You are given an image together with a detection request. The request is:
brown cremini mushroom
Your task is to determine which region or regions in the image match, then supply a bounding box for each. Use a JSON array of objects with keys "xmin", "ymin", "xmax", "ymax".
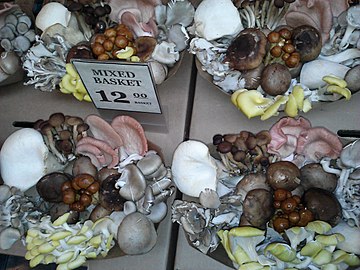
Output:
[
  {"xmin": 224, "ymin": 28, "xmax": 267, "ymax": 71},
  {"xmin": 134, "ymin": 36, "xmax": 157, "ymax": 62},
  {"xmin": 261, "ymin": 63, "xmax": 292, "ymax": 96},
  {"xmin": 291, "ymin": 25, "xmax": 322, "ymax": 62},
  {"xmin": 266, "ymin": 161, "xmax": 301, "ymax": 191}
]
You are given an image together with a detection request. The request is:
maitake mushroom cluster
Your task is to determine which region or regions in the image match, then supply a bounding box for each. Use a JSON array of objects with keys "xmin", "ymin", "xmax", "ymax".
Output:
[
  {"xmin": 190, "ymin": 0, "xmax": 360, "ymax": 120},
  {"xmin": 0, "ymin": 112, "xmax": 175, "ymax": 268},
  {"xmin": 171, "ymin": 116, "xmax": 360, "ymax": 269}
]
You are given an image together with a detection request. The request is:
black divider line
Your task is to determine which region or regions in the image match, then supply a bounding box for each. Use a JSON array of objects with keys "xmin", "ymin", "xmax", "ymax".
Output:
[{"xmin": 166, "ymin": 55, "xmax": 198, "ymax": 270}]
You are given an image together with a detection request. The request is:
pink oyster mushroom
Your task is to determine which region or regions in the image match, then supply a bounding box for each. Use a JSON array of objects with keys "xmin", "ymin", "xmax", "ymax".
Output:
[
  {"xmin": 75, "ymin": 115, "xmax": 148, "ymax": 169},
  {"xmin": 285, "ymin": 0, "xmax": 349, "ymax": 44},
  {"xmin": 268, "ymin": 117, "xmax": 343, "ymax": 166},
  {"xmin": 108, "ymin": 0, "xmax": 161, "ymax": 38}
]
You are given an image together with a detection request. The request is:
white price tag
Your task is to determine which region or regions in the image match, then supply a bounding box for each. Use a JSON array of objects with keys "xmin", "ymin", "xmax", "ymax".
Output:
[{"xmin": 72, "ymin": 59, "xmax": 162, "ymax": 114}]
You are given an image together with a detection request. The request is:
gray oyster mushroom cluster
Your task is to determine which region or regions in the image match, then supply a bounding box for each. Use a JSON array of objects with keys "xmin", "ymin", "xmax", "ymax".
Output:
[
  {"xmin": 0, "ymin": 184, "xmax": 43, "ymax": 250},
  {"xmin": 22, "ymin": 34, "xmax": 71, "ymax": 91},
  {"xmin": 0, "ymin": 8, "xmax": 35, "ymax": 56}
]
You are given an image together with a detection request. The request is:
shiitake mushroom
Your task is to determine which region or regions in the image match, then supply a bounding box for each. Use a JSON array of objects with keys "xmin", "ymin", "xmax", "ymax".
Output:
[
  {"xmin": 36, "ymin": 172, "xmax": 72, "ymax": 202},
  {"xmin": 303, "ymin": 188, "xmax": 342, "ymax": 226},
  {"xmin": 242, "ymin": 188, "xmax": 274, "ymax": 229},
  {"xmin": 291, "ymin": 25, "xmax": 322, "ymax": 63},
  {"xmin": 300, "ymin": 163, "xmax": 338, "ymax": 192},
  {"xmin": 99, "ymin": 173, "xmax": 125, "ymax": 211},
  {"xmin": 266, "ymin": 161, "xmax": 301, "ymax": 191}
]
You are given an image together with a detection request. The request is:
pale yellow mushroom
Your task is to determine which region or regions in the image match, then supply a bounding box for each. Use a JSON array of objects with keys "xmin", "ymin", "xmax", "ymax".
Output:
[
  {"xmin": 291, "ymin": 85, "xmax": 305, "ymax": 110},
  {"xmin": 285, "ymin": 94, "xmax": 298, "ymax": 117},
  {"xmin": 116, "ymin": 46, "xmax": 135, "ymax": 60},
  {"xmin": 322, "ymin": 75, "xmax": 347, "ymax": 88},
  {"xmin": 326, "ymin": 85, "xmax": 352, "ymax": 100},
  {"xmin": 261, "ymin": 95, "xmax": 288, "ymax": 121},
  {"xmin": 231, "ymin": 90, "xmax": 272, "ymax": 119}
]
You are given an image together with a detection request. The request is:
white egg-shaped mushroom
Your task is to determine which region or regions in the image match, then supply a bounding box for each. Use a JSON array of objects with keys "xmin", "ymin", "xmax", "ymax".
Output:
[
  {"xmin": 171, "ymin": 140, "xmax": 218, "ymax": 197},
  {"xmin": 194, "ymin": 0, "xmax": 243, "ymax": 41},
  {"xmin": 35, "ymin": 2, "xmax": 71, "ymax": 32},
  {"xmin": 0, "ymin": 128, "xmax": 63, "ymax": 191}
]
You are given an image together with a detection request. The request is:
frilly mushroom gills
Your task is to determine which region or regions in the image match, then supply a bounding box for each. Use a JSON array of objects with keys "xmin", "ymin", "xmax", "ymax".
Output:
[
  {"xmin": 194, "ymin": 0, "xmax": 243, "ymax": 41},
  {"xmin": 99, "ymin": 174, "xmax": 124, "ymax": 211},
  {"xmin": 225, "ymin": 28, "xmax": 267, "ymax": 71},
  {"xmin": 117, "ymin": 212, "xmax": 157, "ymax": 255},
  {"xmin": 0, "ymin": 128, "xmax": 63, "ymax": 192},
  {"xmin": 172, "ymin": 140, "xmax": 218, "ymax": 198},
  {"xmin": 303, "ymin": 188, "xmax": 342, "ymax": 226},
  {"xmin": 300, "ymin": 163, "xmax": 338, "ymax": 192},
  {"xmin": 266, "ymin": 161, "xmax": 301, "ymax": 191},
  {"xmin": 261, "ymin": 63, "xmax": 292, "ymax": 96},
  {"xmin": 291, "ymin": 25, "xmax": 322, "ymax": 62}
]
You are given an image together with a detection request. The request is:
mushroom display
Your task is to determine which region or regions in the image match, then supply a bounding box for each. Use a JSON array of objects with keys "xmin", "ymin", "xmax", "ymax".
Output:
[{"xmin": 171, "ymin": 117, "xmax": 360, "ymax": 269}]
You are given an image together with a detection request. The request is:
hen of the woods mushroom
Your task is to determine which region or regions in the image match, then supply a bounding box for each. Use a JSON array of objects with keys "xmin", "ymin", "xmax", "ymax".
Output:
[
  {"xmin": 190, "ymin": 0, "xmax": 360, "ymax": 120},
  {"xmin": 0, "ymin": 113, "xmax": 175, "ymax": 268},
  {"xmin": 20, "ymin": 0, "xmax": 195, "ymax": 101},
  {"xmin": 171, "ymin": 116, "xmax": 360, "ymax": 269}
]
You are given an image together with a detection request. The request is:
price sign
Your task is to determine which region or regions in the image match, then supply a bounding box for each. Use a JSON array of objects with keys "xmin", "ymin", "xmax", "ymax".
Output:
[{"xmin": 72, "ymin": 59, "xmax": 162, "ymax": 114}]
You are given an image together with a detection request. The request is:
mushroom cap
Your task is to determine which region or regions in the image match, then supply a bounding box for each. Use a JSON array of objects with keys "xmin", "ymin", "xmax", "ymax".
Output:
[
  {"xmin": 99, "ymin": 174, "xmax": 124, "ymax": 211},
  {"xmin": 36, "ymin": 172, "xmax": 72, "ymax": 202},
  {"xmin": 344, "ymin": 65, "xmax": 360, "ymax": 93},
  {"xmin": 0, "ymin": 128, "xmax": 49, "ymax": 191},
  {"xmin": 266, "ymin": 161, "xmax": 301, "ymax": 191},
  {"xmin": 35, "ymin": 2, "xmax": 71, "ymax": 32},
  {"xmin": 291, "ymin": 25, "xmax": 322, "ymax": 62},
  {"xmin": 235, "ymin": 173, "xmax": 270, "ymax": 199},
  {"xmin": 0, "ymin": 227, "xmax": 21, "ymax": 250},
  {"xmin": 117, "ymin": 212, "xmax": 157, "ymax": 255},
  {"xmin": 194, "ymin": 0, "xmax": 243, "ymax": 41},
  {"xmin": 300, "ymin": 163, "xmax": 338, "ymax": 192},
  {"xmin": 225, "ymin": 28, "xmax": 267, "ymax": 71},
  {"xmin": 172, "ymin": 140, "xmax": 218, "ymax": 198},
  {"xmin": 261, "ymin": 63, "xmax": 292, "ymax": 96},
  {"xmin": 118, "ymin": 164, "xmax": 147, "ymax": 201}
]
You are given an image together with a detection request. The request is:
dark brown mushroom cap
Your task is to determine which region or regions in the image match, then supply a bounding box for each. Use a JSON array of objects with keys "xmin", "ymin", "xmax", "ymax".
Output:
[
  {"xmin": 261, "ymin": 63, "xmax": 292, "ymax": 96},
  {"xmin": 266, "ymin": 161, "xmax": 301, "ymax": 191},
  {"xmin": 224, "ymin": 28, "xmax": 267, "ymax": 71},
  {"xmin": 300, "ymin": 163, "xmax": 338, "ymax": 192},
  {"xmin": 242, "ymin": 188, "xmax": 274, "ymax": 229},
  {"xmin": 99, "ymin": 173, "xmax": 124, "ymax": 211},
  {"xmin": 256, "ymin": 130, "xmax": 271, "ymax": 146},
  {"xmin": 66, "ymin": 116, "xmax": 84, "ymax": 126},
  {"xmin": 291, "ymin": 25, "xmax": 322, "ymax": 62},
  {"xmin": 48, "ymin": 113, "xmax": 65, "ymax": 128},
  {"xmin": 303, "ymin": 188, "xmax": 342, "ymax": 226},
  {"xmin": 36, "ymin": 172, "xmax": 72, "ymax": 202},
  {"xmin": 134, "ymin": 36, "xmax": 157, "ymax": 62}
]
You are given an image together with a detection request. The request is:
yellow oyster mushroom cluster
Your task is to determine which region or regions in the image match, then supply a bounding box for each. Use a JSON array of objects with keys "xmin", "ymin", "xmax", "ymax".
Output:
[
  {"xmin": 231, "ymin": 87, "xmax": 312, "ymax": 121},
  {"xmin": 323, "ymin": 75, "xmax": 352, "ymax": 100},
  {"xmin": 60, "ymin": 64, "xmax": 91, "ymax": 102}
]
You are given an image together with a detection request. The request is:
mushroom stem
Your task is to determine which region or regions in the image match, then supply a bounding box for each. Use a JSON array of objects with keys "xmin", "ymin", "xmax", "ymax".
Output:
[
  {"xmin": 266, "ymin": 0, "xmax": 276, "ymax": 29},
  {"xmin": 270, "ymin": 3, "xmax": 290, "ymax": 30},
  {"xmin": 336, "ymin": 168, "xmax": 352, "ymax": 196},
  {"xmin": 261, "ymin": 0, "xmax": 269, "ymax": 28}
]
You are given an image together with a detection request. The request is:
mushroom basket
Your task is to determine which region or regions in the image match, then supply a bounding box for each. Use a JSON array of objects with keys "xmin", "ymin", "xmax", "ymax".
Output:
[
  {"xmin": 171, "ymin": 116, "xmax": 360, "ymax": 269},
  {"xmin": 190, "ymin": 0, "xmax": 360, "ymax": 120},
  {"xmin": 0, "ymin": 112, "xmax": 175, "ymax": 269},
  {"xmin": 1, "ymin": 0, "xmax": 196, "ymax": 101}
]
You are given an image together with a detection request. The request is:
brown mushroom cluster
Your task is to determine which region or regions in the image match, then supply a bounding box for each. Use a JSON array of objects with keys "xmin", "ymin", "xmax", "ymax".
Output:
[
  {"xmin": 213, "ymin": 130, "xmax": 274, "ymax": 174},
  {"xmin": 35, "ymin": 112, "xmax": 88, "ymax": 164}
]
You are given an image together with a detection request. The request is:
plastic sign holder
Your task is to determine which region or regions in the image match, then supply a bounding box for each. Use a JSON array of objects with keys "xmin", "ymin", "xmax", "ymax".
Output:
[{"xmin": 72, "ymin": 59, "xmax": 168, "ymax": 133}]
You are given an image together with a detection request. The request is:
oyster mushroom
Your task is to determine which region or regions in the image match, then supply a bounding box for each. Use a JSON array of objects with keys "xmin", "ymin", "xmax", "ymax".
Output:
[
  {"xmin": 116, "ymin": 164, "xmax": 147, "ymax": 201},
  {"xmin": 0, "ymin": 227, "xmax": 21, "ymax": 250},
  {"xmin": 194, "ymin": 0, "xmax": 243, "ymax": 41},
  {"xmin": 0, "ymin": 128, "xmax": 65, "ymax": 191},
  {"xmin": 117, "ymin": 212, "xmax": 157, "ymax": 255},
  {"xmin": 224, "ymin": 28, "xmax": 267, "ymax": 71},
  {"xmin": 172, "ymin": 140, "xmax": 218, "ymax": 198},
  {"xmin": 339, "ymin": 5, "xmax": 360, "ymax": 49},
  {"xmin": 136, "ymin": 153, "xmax": 167, "ymax": 180},
  {"xmin": 199, "ymin": 188, "xmax": 221, "ymax": 209},
  {"xmin": 35, "ymin": 2, "xmax": 71, "ymax": 32}
]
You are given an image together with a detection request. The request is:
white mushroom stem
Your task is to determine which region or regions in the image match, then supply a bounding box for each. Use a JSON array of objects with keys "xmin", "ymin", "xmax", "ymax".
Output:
[
  {"xmin": 261, "ymin": 0, "xmax": 269, "ymax": 28},
  {"xmin": 336, "ymin": 168, "xmax": 353, "ymax": 196},
  {"xmin": 318, "ymin": 48, "xmax": 360, "ymax": 63},
  {"xmin": 271, "ymin": 3, "xmax": 290, "ymax": 30},
  {"xmin": 339, "ymin": 5, "xmax": 360, "ymax": 49},
  {"xmin": 320, "ymin": 157, "xmax": 341, "ymax": 173}
]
